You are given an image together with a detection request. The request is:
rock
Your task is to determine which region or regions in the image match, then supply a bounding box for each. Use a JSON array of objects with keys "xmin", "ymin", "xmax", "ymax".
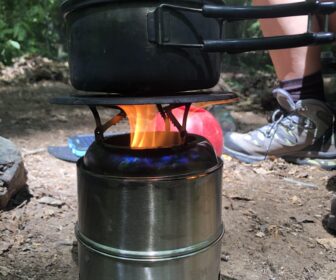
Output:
[
  {"xmin": 291, "ymin": 195, "xmax": 303, "ymax": 206},
  {"xmin": 283, "ymin": 178, "xmax": 318, "ymax": 189},
  {"xmin": 0, "ymin": 137, "xmax": 27, "ymax": 209},
  {"xmin": 256, "ymin": 231, "xmax": 266, "ymax": 238},
  {"xmin": 0, "ymin": 240, "xmax": 13, "ymax": 255},
  {"xmin": 290, "ymin": 215, "xmax": 315, "ymax": 224},
  {"xmin": 0, "ymin": 266, "xmax": 11, "ymax": 277},
  {"xmin": 221, "ymin": 254, "xmax": 230, "ymax": 262}
]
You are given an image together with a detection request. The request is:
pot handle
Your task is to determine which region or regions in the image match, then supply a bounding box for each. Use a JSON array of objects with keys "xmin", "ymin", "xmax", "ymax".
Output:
[
  {"xmin": 203, "ymin": 32, "xmax": 335, "ymax": 53},
  {"xmin": 147, "ymin": 2, "xmax": 336, "ymax": 52},
  {"xmin": 202, "ymin": 1, "xmax": 336, "ymax": 20}
]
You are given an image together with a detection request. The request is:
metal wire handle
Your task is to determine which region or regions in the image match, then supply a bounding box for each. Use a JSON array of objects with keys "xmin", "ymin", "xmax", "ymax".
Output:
[{"xmin": 148, "ymin": 1, "xmax": 336, "ymax": 53}]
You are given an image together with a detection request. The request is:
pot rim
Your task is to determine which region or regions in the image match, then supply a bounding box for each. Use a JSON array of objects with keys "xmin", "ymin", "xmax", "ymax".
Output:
[
  {"xmin": 61, "ymin": 0, "xmax": 226, "ymax": 17},
  {"xmin": 61, "ymin": 0, "xmax": 204, "ymax": 17}
]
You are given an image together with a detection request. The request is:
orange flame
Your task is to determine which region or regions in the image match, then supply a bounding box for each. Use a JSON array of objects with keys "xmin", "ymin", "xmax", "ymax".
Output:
[
  {"xmin": 119, "ymin": 97, "xmax": 238, "ymax": 149},
  {"xmin": 119, "ymin": 105, "xmax": 182, "ymax": 149}
]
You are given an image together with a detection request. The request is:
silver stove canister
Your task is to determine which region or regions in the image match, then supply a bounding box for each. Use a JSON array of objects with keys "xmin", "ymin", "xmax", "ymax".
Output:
[{"xmin": 76, "ymin": 133, "xmax": 224, "ymax": 280}]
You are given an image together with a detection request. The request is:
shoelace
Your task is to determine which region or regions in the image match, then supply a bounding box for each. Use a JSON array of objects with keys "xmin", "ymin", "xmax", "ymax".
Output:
[
  {"xmin": 263, "ymin": 109, "xmax": 286, "ymax": 159},
  {"xmin": 265, "ymin": 109, "xmax": 285, "ymax": 138},
  {"xmin": 262, "ymin": 107, "xmax": 314, "ymax": 159}
]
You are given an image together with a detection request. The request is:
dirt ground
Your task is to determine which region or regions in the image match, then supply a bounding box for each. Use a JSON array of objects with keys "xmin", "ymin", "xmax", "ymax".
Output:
[{"xmin": 0, "ymin": 81, "xmax": 335, "ymax": 280}]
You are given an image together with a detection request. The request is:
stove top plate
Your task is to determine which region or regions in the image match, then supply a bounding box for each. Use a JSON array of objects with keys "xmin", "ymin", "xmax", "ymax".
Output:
[{"xmin": 50, "ymin": 91, "xmax": 238, "ymax": 105}]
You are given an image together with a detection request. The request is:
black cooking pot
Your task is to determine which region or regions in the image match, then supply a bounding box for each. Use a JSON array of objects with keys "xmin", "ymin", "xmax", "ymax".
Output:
[{"xmin": 61, "ymin": 0, "xmax": 336, "ymax": 94}]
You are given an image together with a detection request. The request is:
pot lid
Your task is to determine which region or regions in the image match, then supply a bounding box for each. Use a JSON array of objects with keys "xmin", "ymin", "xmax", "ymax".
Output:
[
  {"xmin": 61, "ymin": 0, "xmax": 223, "ymax": 16},
  {"xmin": 61, "ymin": 0, "xmax": 107, "ymax": 16}
]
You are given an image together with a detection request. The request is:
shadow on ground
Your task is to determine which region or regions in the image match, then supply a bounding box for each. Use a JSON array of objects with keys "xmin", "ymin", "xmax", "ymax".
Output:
[
  {"xmin": 326, "ymin": 175, "xmax": 336, "ymax": 192},
  {"xmin": 322, "ymin": 175, "xmax": 336, "ymax": 235},
  {"xmin": 4, "ymin": 185, "xmax": 32, "ymax": 211},
  {"xmin": 221, "ymin": 275, "xmax": 238, "ymax": 280}
]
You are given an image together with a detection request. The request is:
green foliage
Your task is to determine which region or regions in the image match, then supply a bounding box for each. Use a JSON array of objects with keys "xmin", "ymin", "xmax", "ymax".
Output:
[{"xmin": 0, "ymin": 0, "xmax": 64, "ymax": 65}]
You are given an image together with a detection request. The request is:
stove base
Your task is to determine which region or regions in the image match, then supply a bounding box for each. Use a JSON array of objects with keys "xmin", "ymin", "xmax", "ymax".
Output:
[
  {"xmin": 76, "ymin": 134, "xmax": 224, "ymax": 280},
  {"xmin": 77, "ymin": 231, "xmax": 223, "ymax": 280}
]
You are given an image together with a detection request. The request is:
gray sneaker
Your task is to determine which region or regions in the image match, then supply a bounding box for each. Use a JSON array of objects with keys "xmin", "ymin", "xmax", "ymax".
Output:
[
  {"xmin": 282, "ymin": 125, "xmax": 336, "ymax": 170},
  {"xmin": 223, "ymin": 88, "xmax": 336, "ymax": 169}
]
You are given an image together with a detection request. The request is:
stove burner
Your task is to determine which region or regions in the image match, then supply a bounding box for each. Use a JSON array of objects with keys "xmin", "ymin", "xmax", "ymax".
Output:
[
  {"xmin": 49, "ymin": 91, "xmax": 238, "ymax": 105},
  {"xmin": 83, "ymin": 133, "xmax": 220, "ymax": 177}
]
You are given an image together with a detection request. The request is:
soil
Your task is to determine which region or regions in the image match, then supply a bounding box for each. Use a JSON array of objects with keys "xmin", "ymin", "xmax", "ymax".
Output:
[{"xmin": 0, "ymin": 80, "xmax": 335, "ymax": 280}]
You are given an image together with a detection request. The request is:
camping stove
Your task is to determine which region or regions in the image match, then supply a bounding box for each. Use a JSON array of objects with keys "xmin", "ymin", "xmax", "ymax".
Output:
[
  {"xmin": 78, "ymin": 132, "xmax": 223, "ymax": 280},
  {"xmin": 51, "ymin": 92, "xmax": 237, "ymax": 280},
  {"xmin": 54, "ymin": 1, "xmax": 336, "ymax": 278}
]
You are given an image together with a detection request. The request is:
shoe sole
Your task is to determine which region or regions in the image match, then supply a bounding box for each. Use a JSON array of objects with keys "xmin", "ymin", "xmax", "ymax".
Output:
[
  {"xmin": 282, "ymin": 156, "xmax": 336, "ymax": 170},
  {"xmin": 224, "ymin": 146, "xmax": 336, "ymax": 170},
  {"xmin": 223, "ymin": 146, "xmax": 265, "ymax": 163}
]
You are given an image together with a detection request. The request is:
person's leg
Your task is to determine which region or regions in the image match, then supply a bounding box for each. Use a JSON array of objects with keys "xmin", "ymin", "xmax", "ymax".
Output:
[
  {"xmin": 222, "ymin": 0, "xmax": 336, "ymax": 169},
  {"xmin": 254, "ymin": 0, "xmax": 322, "ymax": 81},
  {"xmin": 254, "ymin": 0, "xmax": 324, "ymax": 102},
  {"xmin": 329, "ymin": 11, "xmax": 336, "ymax": 33}
]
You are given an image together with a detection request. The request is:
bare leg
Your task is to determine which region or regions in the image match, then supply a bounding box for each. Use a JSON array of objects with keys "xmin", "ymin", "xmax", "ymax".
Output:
[
  {"xmin": 221, "ymin": 1, "xmax": 336, "ymax": 168},
  {"xmin": 329, "ymin": 12, "xmax": 336, "ymax": 33},
  {"xmin": 252, "ymin": 0, "xmax": 322, "ymax": 81}
]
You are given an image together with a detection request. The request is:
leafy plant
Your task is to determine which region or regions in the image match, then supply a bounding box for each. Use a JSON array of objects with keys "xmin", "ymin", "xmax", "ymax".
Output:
[{"xmin": 0, "ymin": 0, "xmax": 64, "ymax": 65}]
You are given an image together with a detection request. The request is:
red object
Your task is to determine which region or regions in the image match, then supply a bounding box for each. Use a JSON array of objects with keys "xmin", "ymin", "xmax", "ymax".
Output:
[{"xmin": 156, "ymin": 106, "xmax": 223, "ymax": 156}]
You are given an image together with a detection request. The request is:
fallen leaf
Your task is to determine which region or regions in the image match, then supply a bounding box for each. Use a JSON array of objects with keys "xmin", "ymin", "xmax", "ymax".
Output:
[
  {"xmin": 37, "ymin": 196, "xmax": 65, "ymax": 207},
  {"xmin": 316, "ymin": 238, "xmax": 336, "ymax": 250},
  {"xmin": 253, "ymin": 168, "xmax": 269, "ymax": 175}
]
